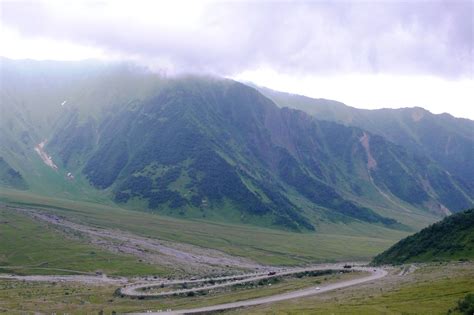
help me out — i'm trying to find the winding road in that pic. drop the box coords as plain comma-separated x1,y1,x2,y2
129,266,387,314
121,264,354,297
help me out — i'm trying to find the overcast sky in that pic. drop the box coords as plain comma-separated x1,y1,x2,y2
1,0,473,119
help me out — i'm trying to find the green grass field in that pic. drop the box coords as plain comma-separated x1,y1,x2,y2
228,262,474,314
0,207,167,276
0,269,362,314
0,189,409,267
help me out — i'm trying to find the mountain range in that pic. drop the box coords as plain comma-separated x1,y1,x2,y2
258,86,474,201
1,58,472,232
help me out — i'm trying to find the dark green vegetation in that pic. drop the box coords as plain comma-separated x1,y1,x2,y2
450,293,474,315
0,206,167,276
372,208,474,265
2,59,471,234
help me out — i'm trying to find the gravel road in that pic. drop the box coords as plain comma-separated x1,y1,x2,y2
121,264,352,297
129,266,387,314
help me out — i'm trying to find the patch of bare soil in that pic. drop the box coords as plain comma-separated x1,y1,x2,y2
359,132,377,170
34,140,58,170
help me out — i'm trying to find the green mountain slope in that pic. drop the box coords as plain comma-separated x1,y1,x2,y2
48,78,472,228
1,59,471,232
372,208,474,265
0,157,27,190
53,78,397,230
257,86,474,208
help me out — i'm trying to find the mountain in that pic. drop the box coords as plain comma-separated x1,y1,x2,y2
257,86,474,201
48,77,399,231
1,59,472,232
372,208,474,265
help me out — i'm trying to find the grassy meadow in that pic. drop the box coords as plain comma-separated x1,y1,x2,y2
0,189,409,268
228,262,474,314
0,207,167,276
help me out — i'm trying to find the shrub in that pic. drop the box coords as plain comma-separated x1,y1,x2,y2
457,293,474,315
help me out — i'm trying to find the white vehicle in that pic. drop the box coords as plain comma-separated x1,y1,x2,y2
315,287,321,290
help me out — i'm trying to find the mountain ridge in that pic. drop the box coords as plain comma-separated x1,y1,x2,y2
1,59,472,232
256,85,474,198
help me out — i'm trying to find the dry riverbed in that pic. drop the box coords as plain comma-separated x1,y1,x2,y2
10,206,264,276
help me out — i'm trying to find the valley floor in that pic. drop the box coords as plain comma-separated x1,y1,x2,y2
0,262,471,314
1,192,470,314
0,189,408,270
0,267,369,314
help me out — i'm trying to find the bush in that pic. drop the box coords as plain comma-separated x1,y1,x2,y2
457,293,474,315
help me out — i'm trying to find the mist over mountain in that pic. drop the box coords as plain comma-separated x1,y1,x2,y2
1,59,472,232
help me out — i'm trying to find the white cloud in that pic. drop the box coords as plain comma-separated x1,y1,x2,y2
1,0,472,119
0,27,107,61
1,0,472,77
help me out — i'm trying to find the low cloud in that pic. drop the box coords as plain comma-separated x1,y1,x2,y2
1,0,472,78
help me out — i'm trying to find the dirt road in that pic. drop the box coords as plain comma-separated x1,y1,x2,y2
121,264,355,297
129,267,387,314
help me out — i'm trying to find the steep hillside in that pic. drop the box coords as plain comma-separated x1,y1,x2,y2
2,59,471,232
258,86,474,203
51,78,399,231
372,208,474,265
0,157,27,190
